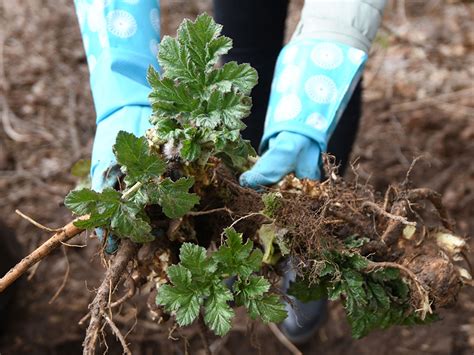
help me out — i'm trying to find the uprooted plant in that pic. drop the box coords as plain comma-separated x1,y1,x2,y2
0,13,471,354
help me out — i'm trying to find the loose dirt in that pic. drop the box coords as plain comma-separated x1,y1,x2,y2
0,1,472,354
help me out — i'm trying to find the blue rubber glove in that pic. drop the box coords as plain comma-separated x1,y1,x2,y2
240,38,367,189
74,0,161,252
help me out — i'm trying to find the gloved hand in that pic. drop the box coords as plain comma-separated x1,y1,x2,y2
239,132,321,187
240,38,368,189
74,0,161,253
92,106,151,253
90,106,152,192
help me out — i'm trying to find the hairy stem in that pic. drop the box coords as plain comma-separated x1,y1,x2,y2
121,181,143,200
83,239,138,355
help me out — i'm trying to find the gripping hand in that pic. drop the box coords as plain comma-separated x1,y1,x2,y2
74,0,161,252
240,39,367,189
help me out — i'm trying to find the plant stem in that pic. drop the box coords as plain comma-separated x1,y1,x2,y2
121,181,143,200
0,215,88,292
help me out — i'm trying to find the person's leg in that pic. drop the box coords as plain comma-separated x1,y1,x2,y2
327,81,363,176
213,0,289,149
213,0,363,345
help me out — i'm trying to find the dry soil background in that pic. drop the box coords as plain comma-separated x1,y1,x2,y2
0,0,473,354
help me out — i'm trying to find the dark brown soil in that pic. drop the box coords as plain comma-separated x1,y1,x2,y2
0,1,473,354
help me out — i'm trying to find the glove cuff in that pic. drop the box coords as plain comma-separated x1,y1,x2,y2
260,38,367,154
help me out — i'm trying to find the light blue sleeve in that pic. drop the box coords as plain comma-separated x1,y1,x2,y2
260,39,367,155
74,0,161,191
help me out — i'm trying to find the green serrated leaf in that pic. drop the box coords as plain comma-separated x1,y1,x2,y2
179,243,216,276
156,265,202,326
148,74,200,118
150,116,180,141
110,203,154,243
236,276,270,300
195,114,220,129
167,264,192,286
218,139,256,171
320,262,336,277
247,294,287,323
214,228,262,277
368,281,391,310
204,281,234,336
371,267,400,282
261,192,282,218
65,186,154,242
149,14,256,173
149,177,200,219
178,13,223,70
207,91,250,130
113,131,166,186
66,188,122,229
157,35,197,83
343,270,367,312
207,36,232,67
180,139,202,162
207,61,258,95
287,278,328,303
346,253,369,271
65,188,101,215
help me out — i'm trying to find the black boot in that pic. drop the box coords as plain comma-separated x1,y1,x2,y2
280,261,328,344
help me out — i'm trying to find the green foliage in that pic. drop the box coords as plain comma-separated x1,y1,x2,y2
113,131,166,186
258,223,289,265
261,192,283,218
148,13,258,171
156,228,287,336
71,158,91,178
65,187,153,243
65,132,199,242
147,177,200,219
288,251,434,339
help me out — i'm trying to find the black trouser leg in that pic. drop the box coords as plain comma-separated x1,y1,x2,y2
327,81,363,176
213,0,362,176
213,0,289,149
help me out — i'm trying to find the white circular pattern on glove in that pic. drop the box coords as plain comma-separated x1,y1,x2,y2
273,94,302,122
88,55,97,71
276,64,301,93
304,75,337,103
310,43,343,70
282,45,298,65
150,8,160,35
348,47,365,65
306,112,328,130
150,39,159,57
106,10,137,38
